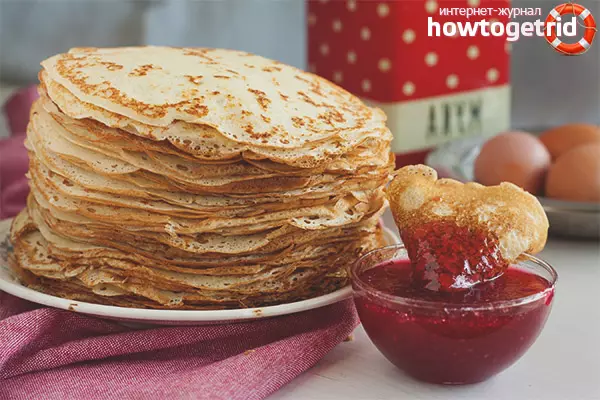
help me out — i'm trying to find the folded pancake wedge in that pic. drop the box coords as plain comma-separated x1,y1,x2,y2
386,165,548,262
386,165,549,291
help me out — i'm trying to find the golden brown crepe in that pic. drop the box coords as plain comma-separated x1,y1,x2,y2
386,165,548,263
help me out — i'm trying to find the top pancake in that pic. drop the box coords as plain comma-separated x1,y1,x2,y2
41,46,388,152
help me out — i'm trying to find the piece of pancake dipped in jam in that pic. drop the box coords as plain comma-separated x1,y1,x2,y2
386,165,549,292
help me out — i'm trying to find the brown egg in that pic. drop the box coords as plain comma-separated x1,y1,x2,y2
546,144,600,202
474,131,551,195
539,123,600,160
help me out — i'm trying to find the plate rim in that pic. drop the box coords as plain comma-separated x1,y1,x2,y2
0,219,399,322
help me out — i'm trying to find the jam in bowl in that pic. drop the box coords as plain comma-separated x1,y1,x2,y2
350,244,557,385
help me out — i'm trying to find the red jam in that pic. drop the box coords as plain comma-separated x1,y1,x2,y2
354,259,554,384
400,220,508,292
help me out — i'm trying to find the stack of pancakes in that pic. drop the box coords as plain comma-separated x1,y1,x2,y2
10,47,393,309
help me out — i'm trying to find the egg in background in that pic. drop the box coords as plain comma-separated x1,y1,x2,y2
474,131,551,195
546,144,600,203
539,124,600,160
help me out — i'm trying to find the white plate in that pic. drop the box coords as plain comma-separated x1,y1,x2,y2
0,218,400,326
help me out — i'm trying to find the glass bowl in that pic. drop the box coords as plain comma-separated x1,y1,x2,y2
349,244,557,385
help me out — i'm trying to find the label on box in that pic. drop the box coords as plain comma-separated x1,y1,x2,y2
368,85,510,153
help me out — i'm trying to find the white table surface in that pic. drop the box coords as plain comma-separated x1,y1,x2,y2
1,86,599,400
273,211,600,400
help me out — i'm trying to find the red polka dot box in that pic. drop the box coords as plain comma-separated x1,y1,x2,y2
307,0,511,166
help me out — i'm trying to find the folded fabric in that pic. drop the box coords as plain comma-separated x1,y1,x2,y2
0,292,359,400
1,86,37,220
0,134,28,220
2,85,38,136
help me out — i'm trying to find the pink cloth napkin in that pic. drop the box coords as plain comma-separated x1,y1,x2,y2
0,87,361,399
1,85,37,220
3,85,38,136
0,134,29,220
0,293,358,400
